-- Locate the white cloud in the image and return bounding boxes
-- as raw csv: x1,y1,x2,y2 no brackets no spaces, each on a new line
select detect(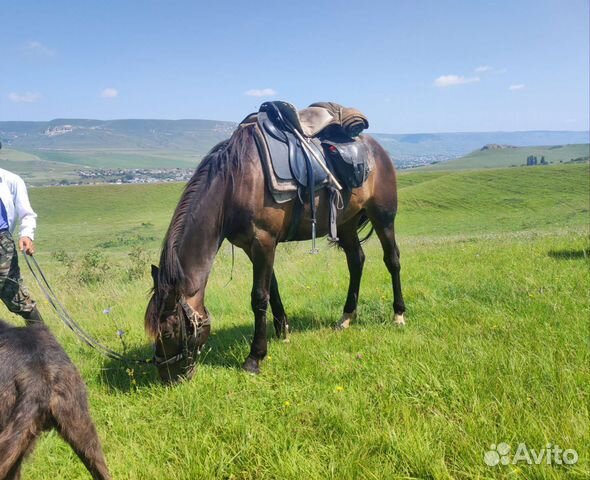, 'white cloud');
244,88,277,97
509,84,525,91
23,41,55,57
8,92,41,103
101,88,119,98
475,65,493,73
433,75,480,87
